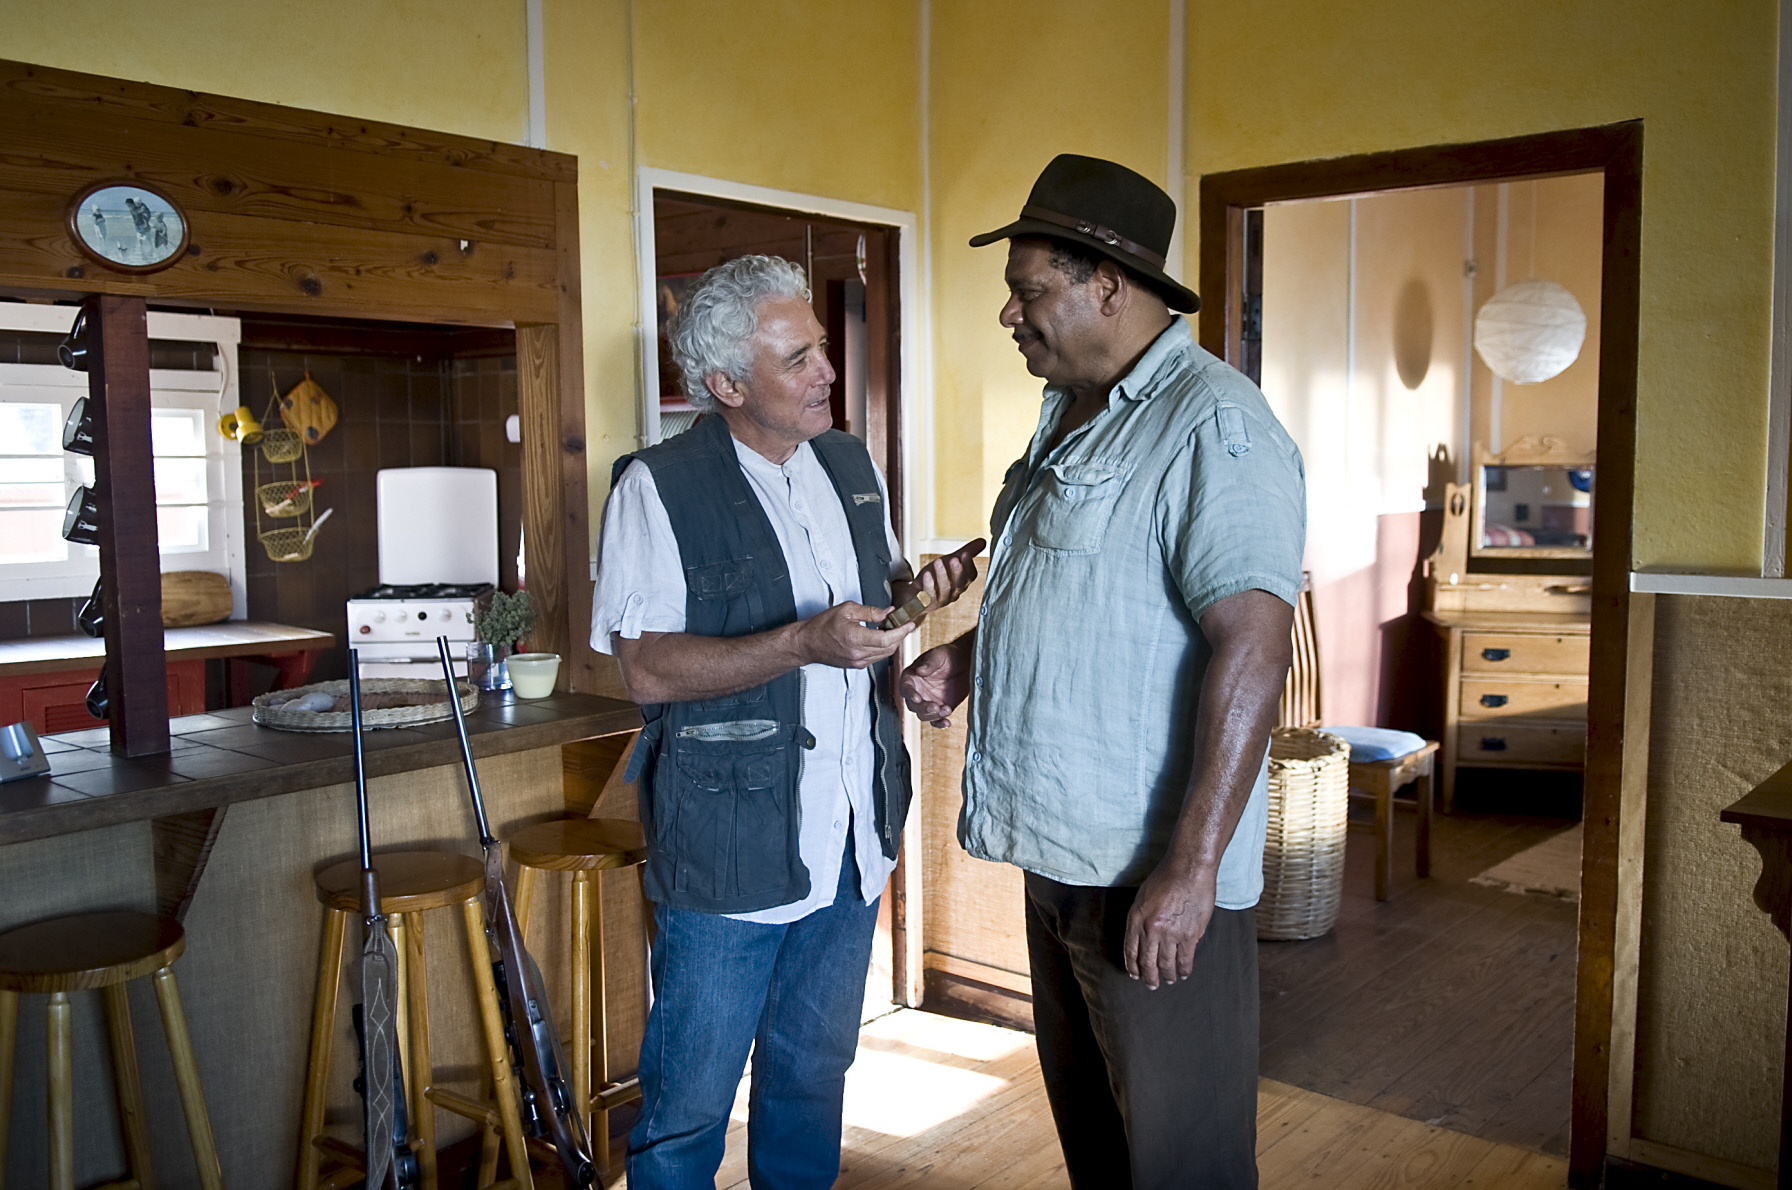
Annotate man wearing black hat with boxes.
[903,155,1307,1188]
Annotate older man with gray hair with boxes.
[592,254,975,1188]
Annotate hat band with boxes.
[1020,204,1167,270]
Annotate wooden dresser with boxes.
[1426,608,1590,811]
[1426,440,1594,811]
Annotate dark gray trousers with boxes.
[1024,872,1259,1190]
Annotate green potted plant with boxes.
[469,589,536,691]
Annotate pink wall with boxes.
[1308,510,1436,732]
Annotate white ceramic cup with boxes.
[505,652,561,699]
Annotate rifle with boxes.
[347,649,418,1189]
[435,636,596,1187]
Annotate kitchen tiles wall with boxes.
[240,348,451,686]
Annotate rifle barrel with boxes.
[436,636,494,844]
[348,649,372,872]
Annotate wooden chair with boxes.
[508,817,649,1180]
[0,910,224,1190]
[1278,576,1439,901]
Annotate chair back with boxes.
[1277,572,1323,729]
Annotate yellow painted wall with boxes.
[1187,0,1778,573]
[927,0,1174,536]
[0,0,529,145]
[631,0,921,215]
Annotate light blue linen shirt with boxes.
[960,317,1306,906]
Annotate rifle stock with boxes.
[437,637,596,1187]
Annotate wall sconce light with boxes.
[62,486,101,546]
[85,671,108,721]
[58,308,91,372]
[62,396,95,456]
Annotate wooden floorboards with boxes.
[690,1010,1568,1189]
[1259,782,1580,1157]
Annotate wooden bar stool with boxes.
[0,910,223,1190]
[298,851,534,1190]
[507,818,648,1179]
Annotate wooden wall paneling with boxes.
[1197,122,1645,1187]
[0,60,574,183]
[0,186,559,325]
[1,103,558,250]
[518,324,570,671]
[552,179,597,696]
[87,295,170,757]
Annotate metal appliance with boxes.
[347,468,499,679]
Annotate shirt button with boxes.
[975,676,983,688]
[971,751,982,763]
[1001,534,1012,546]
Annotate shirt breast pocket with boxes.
[1032,461,1130,555]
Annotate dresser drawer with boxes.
[1458,723,1586,765]
[1459,677,1588,722]
[1461,632,1589,675]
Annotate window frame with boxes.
[0,306,245,612]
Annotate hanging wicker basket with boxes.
[258,526,314,563]
[1258,727,1352,941]
[259,428,305,464]
[256,480,315,518]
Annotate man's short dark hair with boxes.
[1037,236,1173,308]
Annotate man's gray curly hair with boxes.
[669,254,812,412]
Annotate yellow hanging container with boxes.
[279,373,339,446]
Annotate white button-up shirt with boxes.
[592,433,904,923]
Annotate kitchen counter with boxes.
[0,691,640,846]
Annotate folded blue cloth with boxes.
[1327,725,1429,762]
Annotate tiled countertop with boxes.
[0,693,641,846]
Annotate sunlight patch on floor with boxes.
[725,1010,1024,1138]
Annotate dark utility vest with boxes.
[617,413,912,915]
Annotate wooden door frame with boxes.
[1199,121,1644,1187]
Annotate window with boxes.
[0,308,244,607]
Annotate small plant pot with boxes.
[467,642,512,691]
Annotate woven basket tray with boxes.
[252,678,478,733]
[1258,727,1352,941]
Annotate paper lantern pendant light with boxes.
[1473,279,1587,384]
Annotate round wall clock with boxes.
[67,181,190,274]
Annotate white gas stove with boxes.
[347,582,490,678]
[347,467,500,680]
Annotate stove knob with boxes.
[373,611,387,623]
[358,624,371,635]
[440,607,455,623]
[417,610,428,621]
[395,611,408,622]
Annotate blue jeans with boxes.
[627,844,878,1190]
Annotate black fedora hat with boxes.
[970,154,1199,313]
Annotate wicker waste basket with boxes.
[1258,726,1352,941]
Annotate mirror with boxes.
[1473,461,1594,557]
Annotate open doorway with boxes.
[645,187,909,1021]
[647,190,905,541]
[1246,173,1602,1159]
[1202,122,1645,1186]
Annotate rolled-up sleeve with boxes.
[590,460,688,653]
[1164,401,1307,620]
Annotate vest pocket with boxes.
[1031,461,1130,555]
[665,736,796,899]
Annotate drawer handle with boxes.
[1481,648,1511,662]
[1479,694,1509,708]
[1479,736,1508,752]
